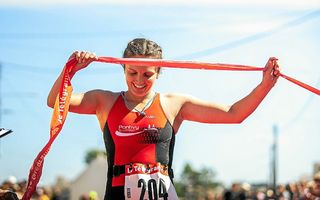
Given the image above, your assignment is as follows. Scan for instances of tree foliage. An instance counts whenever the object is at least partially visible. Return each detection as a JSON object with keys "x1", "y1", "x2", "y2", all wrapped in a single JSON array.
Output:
[
  {"x1": 174, "y1": 163, "x2": 221, "y2": 199},
  {"x1": 84, "y1": 149, "x2": 106, "y2": 165}
]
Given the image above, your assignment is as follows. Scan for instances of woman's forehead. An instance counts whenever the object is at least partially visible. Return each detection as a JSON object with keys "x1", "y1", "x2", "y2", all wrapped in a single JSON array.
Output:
[{"x1": 126, "y1": 65, "x2": 158, "y2": 72}]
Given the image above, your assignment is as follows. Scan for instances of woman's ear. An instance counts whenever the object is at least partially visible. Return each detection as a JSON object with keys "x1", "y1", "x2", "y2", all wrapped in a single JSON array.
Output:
[{"x1": 156, "y1": 67, "x2": 161, "y2": 79}]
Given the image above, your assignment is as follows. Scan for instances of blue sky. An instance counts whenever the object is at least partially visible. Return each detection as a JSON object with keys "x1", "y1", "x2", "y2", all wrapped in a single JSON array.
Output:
[{"x1": 0, "y1": 0, "x2": 319, "y2": 187}]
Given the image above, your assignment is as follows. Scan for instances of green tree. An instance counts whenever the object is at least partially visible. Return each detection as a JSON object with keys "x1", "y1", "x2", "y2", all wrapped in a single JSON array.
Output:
[
  {"x1": 174, "y1": 163, "x2": 221, "y2": 199},
  {"x1": 84, "y1": 149, "x2": 106, "y2": 164}
]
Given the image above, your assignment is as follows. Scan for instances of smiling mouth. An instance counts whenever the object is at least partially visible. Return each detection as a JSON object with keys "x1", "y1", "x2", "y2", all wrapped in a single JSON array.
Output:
[{"x1": 133, "y1": 83, "x2": 146, "y2": 89}]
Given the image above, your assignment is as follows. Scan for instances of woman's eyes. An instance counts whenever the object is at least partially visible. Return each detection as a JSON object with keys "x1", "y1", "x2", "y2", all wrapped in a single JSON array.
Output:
[
  {"x1": 144, "y1": 73, "x2": 154, "y2": 77},
  {"x1": 128, "y1": 72, "x2": 154, "y2": 77},
  {"x1": 127, "y1": 71, "x2": 137, "y2": 76}
]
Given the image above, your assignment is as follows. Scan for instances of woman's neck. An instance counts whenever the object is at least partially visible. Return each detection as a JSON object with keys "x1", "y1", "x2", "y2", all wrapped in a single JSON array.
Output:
[{"x1": 124, "y1": 91, "x2": 156, "y2": 104}]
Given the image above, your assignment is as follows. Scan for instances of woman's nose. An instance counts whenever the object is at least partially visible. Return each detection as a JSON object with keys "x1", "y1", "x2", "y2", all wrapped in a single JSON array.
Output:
[{"x1": 136, "y1": 74, "x2": 145, "y2": 83}]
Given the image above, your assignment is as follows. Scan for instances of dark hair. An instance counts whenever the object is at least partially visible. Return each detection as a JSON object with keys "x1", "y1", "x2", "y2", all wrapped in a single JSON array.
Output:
[
  {"x1": 123, "y1": 38, "x2": 162, "y2": 59},
  {"x1": 123, "y1": 38, "x2": 162, "y2": 74},
  {"x1": 0, "y1": 191, "x2": 19, "y2": 200}
]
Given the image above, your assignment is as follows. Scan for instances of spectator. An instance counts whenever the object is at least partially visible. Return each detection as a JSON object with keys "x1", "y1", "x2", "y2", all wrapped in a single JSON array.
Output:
[{"x1": 0, "y1": 189, "x2": 19, "y2": 200}]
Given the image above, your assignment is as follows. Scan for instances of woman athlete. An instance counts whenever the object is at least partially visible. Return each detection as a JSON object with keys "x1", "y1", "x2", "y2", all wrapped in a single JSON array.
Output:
[{"x1": 47, "y1": 38, "x2": 280, "y2": 199}]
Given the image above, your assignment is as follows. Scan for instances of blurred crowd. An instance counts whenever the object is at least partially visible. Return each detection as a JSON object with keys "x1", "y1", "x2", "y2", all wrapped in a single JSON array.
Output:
[
  {"x1": 0, "y1": 176, "x2": 68, "y2": 200},
  {"x1": 1, "y1": 172, "x2": 319, "y2": 200},
  {"x1": 221, "y1": 172, "x2": 320, "y2": 200},
  {"x1": 0, "y1": 175, "x2": 99, "y2": 200}
]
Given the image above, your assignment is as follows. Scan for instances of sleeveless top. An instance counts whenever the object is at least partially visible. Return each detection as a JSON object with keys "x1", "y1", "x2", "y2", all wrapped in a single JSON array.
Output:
[{"x1": 103, "y1": 92, "x2": 176, "y2": 198}]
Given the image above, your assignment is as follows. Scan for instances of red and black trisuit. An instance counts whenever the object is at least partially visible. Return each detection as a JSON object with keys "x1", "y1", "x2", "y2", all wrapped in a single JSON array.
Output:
[{"x1": 103, "y1": 92, "x2": 176, "y2": 199}]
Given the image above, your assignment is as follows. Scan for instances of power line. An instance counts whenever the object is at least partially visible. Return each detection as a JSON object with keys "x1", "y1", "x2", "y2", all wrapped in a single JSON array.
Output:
[
  {"x1": 280, "y1": 76, "x2": 320, "y2": 132},
  {"x1": 173, "y1": 9, "x2": 320, "y2": 133},
  {"x1": 176, "y1": 9, "x2": 320, "y2": 59},
  {"x1": 1, "y1": 61, "x2": 57, "y2": 73},
  {"x1": 1, "y1": 73, "x2": 47, "y2": 125},
  {"x1": 0, "y1": 27, "x2": 185, "y2": 40},
  {"x1": 0, "y1": 32, "x2": 124, "y2": 39},
  {"x1": 1, "y1": 61, "x2": 120, "y2": 74}
]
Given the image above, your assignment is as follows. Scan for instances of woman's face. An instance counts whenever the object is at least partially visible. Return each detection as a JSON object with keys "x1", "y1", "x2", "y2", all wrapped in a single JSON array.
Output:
[{"x1": 124, "y1": 64, "x2": 159, "y2": 98}]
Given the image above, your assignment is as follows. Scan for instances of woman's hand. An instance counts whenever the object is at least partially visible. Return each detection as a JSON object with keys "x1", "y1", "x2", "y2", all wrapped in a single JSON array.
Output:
[
  {"x1": 68, "y1": 51, "x2": 98, "y2": 74},
  {"x1": 47, "y1": 51, "x2": 99, "y2": 109},
  {"x1": 261, "y1": 57, "x2": 281, "y2": 88}
]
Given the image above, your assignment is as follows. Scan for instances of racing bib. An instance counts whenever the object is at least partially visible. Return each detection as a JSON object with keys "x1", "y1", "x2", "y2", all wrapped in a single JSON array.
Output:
[{"x1": 124, "y1": 163, "x2": 179, "y2": 200}]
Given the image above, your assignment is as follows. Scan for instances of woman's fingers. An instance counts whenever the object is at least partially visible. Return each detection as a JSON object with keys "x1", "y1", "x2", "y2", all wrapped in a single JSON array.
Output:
[
  {"x1": 90, "y1": 52, "x2": 98, "y2": 60},
  {"x1": 72, "y1": 51, "x2": 98, "y2": 65},
  {"x1": 74, "y1": 51, "x2": 81, "y2": 62},
  {"x1": 262, "y1": 57, "x2": 281, "y2": 87},
  {"x1": 271, "y1": 59, "x2": 281, "y2": 80}
]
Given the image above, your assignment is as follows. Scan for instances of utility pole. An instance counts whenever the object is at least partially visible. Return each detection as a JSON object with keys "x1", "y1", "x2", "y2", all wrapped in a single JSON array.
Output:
[
  {"x1": 271, "y1": 124, "x2": 278, "y2": 194},
  {"x1": 0, "y1": 62, "x2": 2, "y2": 127},
  {"x1": 0, "y1": 62, "x2": 2, "y2": 158}
]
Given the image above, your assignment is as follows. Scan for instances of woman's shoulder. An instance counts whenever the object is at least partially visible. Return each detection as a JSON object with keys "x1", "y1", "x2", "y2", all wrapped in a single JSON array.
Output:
[
  {"x1": 90, "y1": 89, "x2": 121, "y2": 98},
  {"x1": 159, "y1": 92, "x2": 192, "y2": 131},
  {"x1": 159, "y1": 92, "x2": 194, "y2": 110},
  {"x1": 88, "y1": 90, "x2": 121, "y2": 106},
  {"x1": 160, "y1": 92, "x2": 194, "y2": 102},
  {"x1": 94, "y1": 90, "x2": 122, "y2": 130}
]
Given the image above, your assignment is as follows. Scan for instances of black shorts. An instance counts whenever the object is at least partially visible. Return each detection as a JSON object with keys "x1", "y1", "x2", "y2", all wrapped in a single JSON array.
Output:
[{"x1": 105, "y1": 186, "x2": 124, "y2": 200}]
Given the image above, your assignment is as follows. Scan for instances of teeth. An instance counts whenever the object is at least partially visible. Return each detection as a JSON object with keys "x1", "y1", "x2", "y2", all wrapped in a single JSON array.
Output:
[{"x1": 133, "y1": 83, "x2": 145, "y2": 88}]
